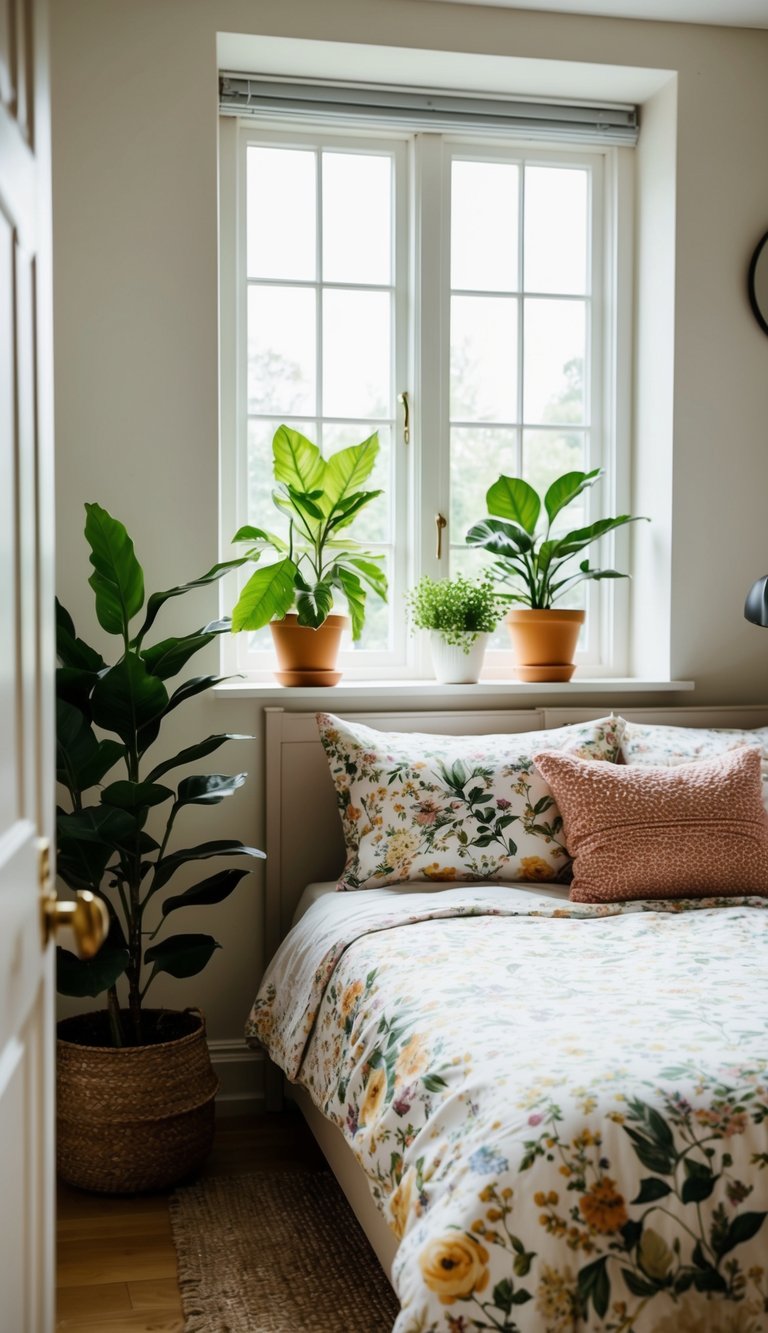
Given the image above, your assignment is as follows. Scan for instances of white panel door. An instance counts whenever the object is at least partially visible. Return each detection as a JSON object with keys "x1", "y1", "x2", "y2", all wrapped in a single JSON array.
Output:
[{"x1": 0, "y1": 0, "x2": 56, "y2": 1329}]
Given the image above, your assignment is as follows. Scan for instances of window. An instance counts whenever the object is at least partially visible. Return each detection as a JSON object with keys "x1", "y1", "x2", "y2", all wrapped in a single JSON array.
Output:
[{"x1": 219, "y1": 111, "x2": 631, "y2": 681}]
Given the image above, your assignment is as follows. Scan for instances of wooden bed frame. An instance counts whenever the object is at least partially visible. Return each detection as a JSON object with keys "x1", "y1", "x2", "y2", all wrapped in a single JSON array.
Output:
[{"x1": 263, "y1": 702, "x2": 768, "y2": 1281}]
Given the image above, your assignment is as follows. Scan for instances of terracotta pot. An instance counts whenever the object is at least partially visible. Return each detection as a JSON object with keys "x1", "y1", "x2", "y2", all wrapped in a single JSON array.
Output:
[
  {"x1": 505, "y1": 608, "x2": 586, "y2": 682},
  {"x1": 56, "y1": 1009, "x2": 217, "y2": 1194},
  {"x1": 269, "y1": 612, "x2": 349, "y2": 686}
]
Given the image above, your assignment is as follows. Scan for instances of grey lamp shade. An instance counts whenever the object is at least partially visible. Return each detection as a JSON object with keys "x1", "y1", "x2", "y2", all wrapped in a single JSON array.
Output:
[{"x1": 745, "y1": 576, "x2": 768, "y2": 626}]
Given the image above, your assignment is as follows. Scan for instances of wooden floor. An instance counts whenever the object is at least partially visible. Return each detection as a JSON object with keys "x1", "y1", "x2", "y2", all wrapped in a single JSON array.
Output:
[{"x1": 56, "y1": 1110, "x2": 325, "y2": 1333}]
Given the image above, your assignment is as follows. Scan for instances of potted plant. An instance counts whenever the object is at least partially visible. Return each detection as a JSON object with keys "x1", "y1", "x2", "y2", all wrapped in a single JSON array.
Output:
[
  {"x1": 466, "y1": 469, "x2": 647, "y2": 681},
  {"x1": 406, "y1": 575, "x2": 501, "y2": 684},
  {"x1": 230, "y1": 425, "x2": 388, "y2": 685},
  {"x1": 56, "y1": 502, "x2": 264, "y2": 1193}
]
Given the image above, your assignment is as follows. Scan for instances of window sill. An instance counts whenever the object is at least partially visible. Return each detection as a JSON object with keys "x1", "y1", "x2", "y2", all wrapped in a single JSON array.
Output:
[{"x1": 213, "y1": 677, "x2": 695, "y2": 704}]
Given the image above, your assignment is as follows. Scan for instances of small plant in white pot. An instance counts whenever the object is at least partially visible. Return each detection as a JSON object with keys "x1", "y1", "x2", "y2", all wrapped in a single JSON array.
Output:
[{"x1": 407, "y1": 576, "x2": 501, "y2": 684}]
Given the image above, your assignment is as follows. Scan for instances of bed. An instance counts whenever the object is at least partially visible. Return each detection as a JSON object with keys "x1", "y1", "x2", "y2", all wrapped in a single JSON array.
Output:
[{"x1": 248, "y1": 706, "x2": 768, "y2": 1333}]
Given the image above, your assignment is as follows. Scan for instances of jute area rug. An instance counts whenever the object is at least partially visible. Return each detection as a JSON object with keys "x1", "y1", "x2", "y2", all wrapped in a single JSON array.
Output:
[{"x1": 170, "y1": 1170, "x2": 401, "y2": 1332}]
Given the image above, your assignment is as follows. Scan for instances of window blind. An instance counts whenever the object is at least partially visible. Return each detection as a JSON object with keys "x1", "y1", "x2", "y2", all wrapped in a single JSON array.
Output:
[{"x1": 218, "y1": 74, "x2": 639, "y2": 147}]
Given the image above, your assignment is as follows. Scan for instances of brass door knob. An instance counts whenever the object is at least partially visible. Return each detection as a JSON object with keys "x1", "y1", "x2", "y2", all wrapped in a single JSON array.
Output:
[
  {"x1": 42, "y1": 890, "x2": 108, "y2": 957},
  {"x1": 38, "y1": 839, "x2": 108, "y2": 957}
]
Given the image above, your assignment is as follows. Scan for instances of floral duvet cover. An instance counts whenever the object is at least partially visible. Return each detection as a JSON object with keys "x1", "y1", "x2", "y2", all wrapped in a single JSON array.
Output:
[{"x1": 246, "y1": 886, "x2": 768, "y2": 1333}]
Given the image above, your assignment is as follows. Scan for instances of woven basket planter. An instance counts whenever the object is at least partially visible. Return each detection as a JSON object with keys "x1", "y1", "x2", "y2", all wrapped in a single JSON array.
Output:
[{"x1": 57, "y1": 1009, "x2": 218, "y2": 1194}]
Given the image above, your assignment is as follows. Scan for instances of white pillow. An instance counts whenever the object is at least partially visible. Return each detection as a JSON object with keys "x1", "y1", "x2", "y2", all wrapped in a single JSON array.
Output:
[{"x1": 317, "y1": 713, "x2": 625, "y2": 890}]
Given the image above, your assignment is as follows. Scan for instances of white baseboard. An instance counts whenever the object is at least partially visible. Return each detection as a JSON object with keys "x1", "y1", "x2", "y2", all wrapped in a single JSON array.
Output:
[{"x1": 208, "y1": 1038, "x2": 267, "y2": 1115}]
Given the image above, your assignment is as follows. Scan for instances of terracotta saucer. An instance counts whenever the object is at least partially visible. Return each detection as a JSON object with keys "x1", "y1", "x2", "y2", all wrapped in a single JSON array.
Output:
[{"x1": 274, "y1": 668, "x2": 343, "y2": 687}]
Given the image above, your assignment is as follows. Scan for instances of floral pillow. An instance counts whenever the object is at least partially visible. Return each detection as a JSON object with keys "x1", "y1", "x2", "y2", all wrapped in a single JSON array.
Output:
[
  {"x1": 620, "y1": 720, "x2": 768, "y2": 807},
  {"x1": 316, "y1": 713, "x2": 625, "y2": 890}
]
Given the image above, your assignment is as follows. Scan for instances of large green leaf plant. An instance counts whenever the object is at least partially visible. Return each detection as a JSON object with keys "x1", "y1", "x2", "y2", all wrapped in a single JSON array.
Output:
[
  {"x1": 466, "y1": 468, "x2": 648, "y2": 609},
  {"x1": 230, "y1": 425, "x2": 388, "y2": 639},
  {"x1": 56, "y1": 503, "x2": 263, "y2": 1046}
]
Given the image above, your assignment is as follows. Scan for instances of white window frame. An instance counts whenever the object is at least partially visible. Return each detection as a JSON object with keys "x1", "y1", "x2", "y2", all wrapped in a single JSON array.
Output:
[{"x1": 219, "y1": 116, "x2": 633, "y2": 682}]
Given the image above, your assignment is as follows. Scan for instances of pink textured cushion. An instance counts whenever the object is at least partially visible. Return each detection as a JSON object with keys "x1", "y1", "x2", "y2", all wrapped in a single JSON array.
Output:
[{"x1": 534, "y1": 746, "x2": 768, "y2": 903}]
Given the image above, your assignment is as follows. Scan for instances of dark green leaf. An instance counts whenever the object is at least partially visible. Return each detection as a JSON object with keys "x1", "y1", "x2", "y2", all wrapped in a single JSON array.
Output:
[
  {"x1": 633, "y1": 1177, "x2": 673, "y2": 1204},
  {"x1": 287, "y1": 485, "x2": 324, "y2": 521},
  {"x1": 231, "y1": 558, "x2": 298, "y2": 632},
  {"x1": 716, "y1": 1211, "x2": 767, "y2": 1257},
  {"x1": 492, "y1": 1280, "x2": 514, "y2": 1315},
  {"x1": 621, "y1": 1269, "x2": 659, "y2": 1299},
  {"x1": 577, "y1": 1257, "x2": 610, "y2": 1319},
  {"x1": 56, "y1": 699, "x2": 125, "y2": 793},
  {"x1": 144, "y1": 933, "x2": 220, "y2": 980},
  {"x1": 682, "y1": 1174, "x2": 717, "y2": 1204},
  {"x1": 466, "y1": 517, "x2": 534, "y2": 557},
  {"x1": 84, "y1": 502, "x2": 145, "y2": 637},
  {"x1": 145, "y1": 734, "x2": 252, "y2": 783},
  {"x1": 56, "y1": 599, "x2": 106, "y2": 672},
  {"x1": 151, "y1": 839, "x2": 265, "y2": 892},
  {"x1": 343, "y1": 555, "x2": 388, "y2": 598},
  {"x1": 161, "y1": 867, "x2": 251, "y2": 918},
  {"x1": 141, "y1": 631, "x2": 217, "y2": 680},
  {"x1": 91, "y1": 655, "x2": 168, "y2": 747},
  {"x1": 295, "y1": 579, "x2": 334, "y2": 629},
  {"x1": 547, "y1": 514, "x2": 645, "y2": 561},
  {"x1": 624, "y1": 1127, "x2": 675, "y2": 1176},
  {"x1": 163, "y1": 674, "x2": 229, "y2": 715},
  {"x1": 175, "y1": 773, "x2": 247, "y2": 807},
  {"x1": 101, "y1": 780, "x2": 173, "y2": 812},
  {"x1": 486, "y1": 475, "x2": 540, "y2": 534},
  {"x1": 692, "y1": 1268, "x2": 728, "y2": 1294},
  {"x1": 135, "y1": 557, "x2": 249, "y2": 642},
  {"x1": 326, "y1": 489, "x2": 383, "y2": 533},
  {"x1": 57, "y1": 943, "x2": 129, "y2": 996}
]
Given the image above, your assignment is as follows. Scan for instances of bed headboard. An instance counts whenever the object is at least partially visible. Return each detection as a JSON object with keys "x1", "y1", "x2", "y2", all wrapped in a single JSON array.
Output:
[{"x1": 264, "y1": 704, "x2": 768, "y2": 962}]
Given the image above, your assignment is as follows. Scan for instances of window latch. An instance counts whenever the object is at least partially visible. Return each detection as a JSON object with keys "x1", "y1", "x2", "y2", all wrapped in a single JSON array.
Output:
[
  {"x1": 435, "y1": 512, "x2": 447, "y2": 560},
  {"x1": 398, "y1": 390, "x2": 410, "y2": 445}
]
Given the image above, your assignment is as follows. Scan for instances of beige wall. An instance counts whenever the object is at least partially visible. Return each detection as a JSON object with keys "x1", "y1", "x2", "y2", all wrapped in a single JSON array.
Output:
[{"x1": 51, "y1": 0, "x2": 768, "y2": 1052}]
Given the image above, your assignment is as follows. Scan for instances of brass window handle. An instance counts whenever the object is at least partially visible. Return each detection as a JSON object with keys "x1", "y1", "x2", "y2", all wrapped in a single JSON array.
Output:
[
  {"x1": 435, "y1": 512, "x2": 447, "y2": 560},
  {"x1": 398, "y1": 390, "x2": 410, "y2": 444}
]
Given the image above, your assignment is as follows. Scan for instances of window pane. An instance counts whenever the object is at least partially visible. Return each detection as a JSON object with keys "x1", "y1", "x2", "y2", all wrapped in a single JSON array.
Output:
[
  {"x1": 451, "y1": 295, "x2": 517, "y2": 422},
  {"x1": 246, "y1": 147, "x2": 316, "y2": 281},
  {"x1": 323, "y1": 152, "x2": 392, "y2": 285},
  {"x1": 450, "y1": 427, "x2": 518, "y2": 539},
  {"x1": 247, "y1": 286, "x2": 316, "y2": 415},
  {"x1": 322, "y1": 421, "x2": 392, "y2": 545},
  {"x1": 451, "y1": 160, "x2": 519, "y2": 292},
  {"x1": 323, "y1": 289, "x2": 391, "y2": 418},
  {"x1": 523, "y1": 429, "x2": 586, "y2": 515},
  {"x1": 523, "y1": 300, "x2": 585, "y2": 425},
  {"x1": 524, "y1": 166, "x2": 587, "y2": 295}
]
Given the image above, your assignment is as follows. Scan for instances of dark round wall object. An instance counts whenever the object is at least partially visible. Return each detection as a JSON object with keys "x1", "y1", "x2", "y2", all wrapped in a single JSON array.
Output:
[{"x1": 748, "y1": 230, "x2": 768, "y2": 337}]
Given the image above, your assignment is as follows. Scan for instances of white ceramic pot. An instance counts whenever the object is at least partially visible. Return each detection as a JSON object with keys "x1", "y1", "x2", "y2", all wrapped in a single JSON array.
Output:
[{"x1": 429, "y1": 631, "x2": 489, "y2": 684}]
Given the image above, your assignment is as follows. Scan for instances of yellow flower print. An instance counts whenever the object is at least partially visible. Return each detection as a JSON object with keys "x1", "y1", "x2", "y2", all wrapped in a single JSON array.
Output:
[
  {"x1": 419, "y1": 1233, "x2": 490, "y2": 1305},
  {"x1": 359, "y1": 1068, "x2": 387, "y2": 1126},
  {"x1": 390, "y1": 1167, "x2": 415, "y2": 1239},
  {"x1": 340, "y1": 980, "x2": 363, "y2": 1021},
  {"x1": 535, "y1": 1264, "x2": 578, "y2": 1331},
  {"x1": 396, "y1": 1034, "x2": 428, "y2": 1081},
  {"x1": 520, "y1": 856, "x2": 555, "y2": 881},
  {"x1": 422, "y1": 863, "x2": 458, "y2": 881},
  {"x1": 578, "y1": 1177, "x2": 628, "y2": 1233},
  {"x1": 387, "y1": 828, "x2": 421, "y2": 866},
  {"x1": 346, "y1": 805, "x2": 362, "y2": 822}
]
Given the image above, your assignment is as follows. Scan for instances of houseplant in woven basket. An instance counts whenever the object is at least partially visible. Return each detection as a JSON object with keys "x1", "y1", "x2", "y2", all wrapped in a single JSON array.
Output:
[
  {"x1": 229, "y1": 424, "x2": 388, "y2": 685},
  {"x1": 406, "y1": 575, "x2": 501, "y2": 683},
  {"x1": 466, "y1": 468, "x2": 647, "y2": 681},
  {"x1": 56, "y1": 502, "x2": 264, "y2": 1193}
]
